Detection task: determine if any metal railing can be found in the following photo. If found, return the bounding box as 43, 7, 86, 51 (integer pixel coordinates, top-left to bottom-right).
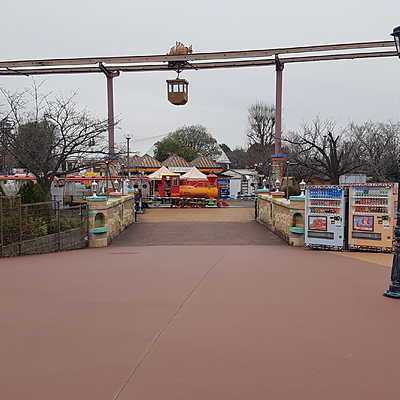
0, 196, 88, 257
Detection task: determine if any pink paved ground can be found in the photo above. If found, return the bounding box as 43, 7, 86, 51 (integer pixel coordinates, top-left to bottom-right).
1, 214, 399, 399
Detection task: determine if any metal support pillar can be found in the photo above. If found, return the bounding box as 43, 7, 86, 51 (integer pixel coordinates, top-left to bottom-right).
99, 63, 120, 158
106, 75, 115, 156
274, 57, 284, 155
271, 57, 286, 184
126, 136, 131, 176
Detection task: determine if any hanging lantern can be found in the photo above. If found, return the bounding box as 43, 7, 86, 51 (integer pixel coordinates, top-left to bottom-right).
166, 78, 189, 106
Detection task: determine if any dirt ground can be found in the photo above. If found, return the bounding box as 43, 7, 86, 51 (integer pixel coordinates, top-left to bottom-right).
0, 207, 398, 400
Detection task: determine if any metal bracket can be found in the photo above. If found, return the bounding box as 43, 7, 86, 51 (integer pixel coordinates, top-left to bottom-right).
275, 55, 284, 72
98, 62, 120, 78
167, 60, 197, 73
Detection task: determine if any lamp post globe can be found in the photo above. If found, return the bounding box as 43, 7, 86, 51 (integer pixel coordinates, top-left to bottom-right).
91, 180, 98, 196
383, 26, 400, 298
275, 178, 281, 192
391, 26, 400, 58
299, 179, 306, 197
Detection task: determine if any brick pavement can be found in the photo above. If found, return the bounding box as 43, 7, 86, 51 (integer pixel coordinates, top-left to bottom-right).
0, 207, 398, 400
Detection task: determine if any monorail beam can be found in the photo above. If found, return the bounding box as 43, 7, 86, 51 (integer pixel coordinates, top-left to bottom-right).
0, 41, 394, 69
0, 50, 396, 76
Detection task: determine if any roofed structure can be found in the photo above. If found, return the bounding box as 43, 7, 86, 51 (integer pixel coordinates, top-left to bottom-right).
148, 166, 179, 180
215, 146, 231, 169
162, 154, 190, 168
126, 154, 161, 174
180, 167, 208, 181
190, 156, 223, 174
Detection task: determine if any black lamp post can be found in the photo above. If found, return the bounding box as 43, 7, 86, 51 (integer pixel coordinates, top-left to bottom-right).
383, 26, 400, 298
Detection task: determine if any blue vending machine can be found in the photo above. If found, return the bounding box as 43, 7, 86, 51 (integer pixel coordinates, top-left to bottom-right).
305, 185, 346, 250
218, 178, 230, 199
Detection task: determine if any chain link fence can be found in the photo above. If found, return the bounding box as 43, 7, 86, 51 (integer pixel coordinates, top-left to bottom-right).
0, 196, 88, 257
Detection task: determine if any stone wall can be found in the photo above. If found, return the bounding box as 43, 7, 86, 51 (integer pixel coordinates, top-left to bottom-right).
87, 195, 135, 247
257, 192, 305, 246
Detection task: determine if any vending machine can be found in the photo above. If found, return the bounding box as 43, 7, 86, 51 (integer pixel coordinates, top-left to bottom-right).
217, 178, 230, 199
348, 183, 398, 252
305, 185, 347, 250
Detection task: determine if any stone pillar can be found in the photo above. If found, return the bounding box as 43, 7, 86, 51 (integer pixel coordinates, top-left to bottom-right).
86, 194, 135, 248
288, 195, 305, 247
87, 195, 109, 248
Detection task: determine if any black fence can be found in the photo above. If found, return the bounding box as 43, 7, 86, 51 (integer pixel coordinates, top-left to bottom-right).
0, 197, 88, 257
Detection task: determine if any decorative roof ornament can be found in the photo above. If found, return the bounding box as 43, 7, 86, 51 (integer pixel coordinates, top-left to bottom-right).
168, 41, 193, 56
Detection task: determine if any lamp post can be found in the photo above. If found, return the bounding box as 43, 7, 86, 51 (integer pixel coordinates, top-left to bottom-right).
285, 161, 297, 199
91, 180, 98, 197
383, 26, 400, 299
299, 179, 306, 197
267, 161, 272, 190
275, 178, 281, 192
126, 135, 131, 177
113, 179, 120, 192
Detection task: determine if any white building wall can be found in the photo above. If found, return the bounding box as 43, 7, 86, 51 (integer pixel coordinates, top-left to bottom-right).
229, 179, 241, 199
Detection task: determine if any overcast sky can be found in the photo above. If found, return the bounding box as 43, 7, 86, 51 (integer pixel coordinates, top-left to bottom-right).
1, 0, 400, 154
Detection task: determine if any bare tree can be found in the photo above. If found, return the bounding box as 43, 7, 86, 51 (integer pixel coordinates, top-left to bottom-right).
285, 118, 362, 184
350, 121, 400, 182
247, 102, 275, 147
246, 102, 276, 174
0, 86, 109, 197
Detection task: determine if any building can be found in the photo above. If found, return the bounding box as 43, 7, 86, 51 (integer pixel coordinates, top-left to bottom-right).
162, 154, 191, 174
125, 154, 162, 175
215, 146, 231, 170
220, 169, 259, 198
190, 156, 223, 175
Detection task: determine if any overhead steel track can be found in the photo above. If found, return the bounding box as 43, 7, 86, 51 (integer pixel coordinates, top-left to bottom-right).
0, 39, 396, 157
0, 50, 397, 76
0, 40, 395, 75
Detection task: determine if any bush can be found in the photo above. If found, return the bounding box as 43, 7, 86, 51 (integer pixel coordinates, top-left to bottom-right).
18, 182, 48, 204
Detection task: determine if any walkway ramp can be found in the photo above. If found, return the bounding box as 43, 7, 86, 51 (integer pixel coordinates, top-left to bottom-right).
113, 207, 283, 246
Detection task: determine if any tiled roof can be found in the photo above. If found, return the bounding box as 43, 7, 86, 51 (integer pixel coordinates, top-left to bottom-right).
162, 154, 190, 168
129, 154, 161, 168
129, 155, 144, 167
190, 156, 220, 169
216, 146, 231, 164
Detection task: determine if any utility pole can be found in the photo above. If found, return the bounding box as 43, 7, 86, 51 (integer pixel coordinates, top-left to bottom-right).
126, 136, 131, 177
